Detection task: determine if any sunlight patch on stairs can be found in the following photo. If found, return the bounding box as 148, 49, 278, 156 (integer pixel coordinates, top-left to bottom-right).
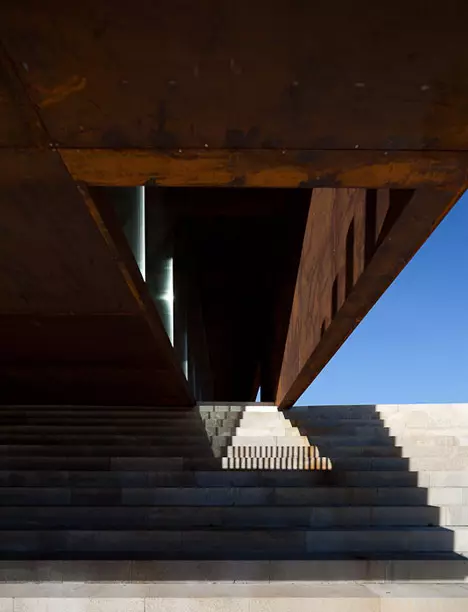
214, 405, 333, 470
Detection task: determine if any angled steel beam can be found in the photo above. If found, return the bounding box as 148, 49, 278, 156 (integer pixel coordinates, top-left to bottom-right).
276, 185, 465, 408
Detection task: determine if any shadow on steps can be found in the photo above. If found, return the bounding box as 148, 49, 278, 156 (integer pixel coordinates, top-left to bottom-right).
0, 403, 464, 583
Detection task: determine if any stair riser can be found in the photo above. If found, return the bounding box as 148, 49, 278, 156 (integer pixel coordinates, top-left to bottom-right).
287, 417, 385, 425
0, 451, 417, 470
292, 425, 392, 435
288, 406, 381, 419
0, 420, 208, 429
0, 528, 459, 556
0, 438, 412, 456
408, 457, 468, 470
0, 436, 212, 445
229, 438, 310, 447
223, 457, 412, 470
226, 446, 317, 456
394, 435, 468, 446
0, 486, 447, 506
234, 428, 298, 435
221, 457, 331, 470
0, 407, 197, 414
0, 427, 209, 435
0, 505, 449, 529
317, 446, 401, 457
0, 446, 213, 457
380, 419, 468, 431
0, 458, 220, 470
0, 448, 443, 470
0, 470, 425, 488
305, 436, 395, 446
398, 446, 468, 458
0, 558, 466, 584
5, 436, 457, 452
0, 414, 203, 421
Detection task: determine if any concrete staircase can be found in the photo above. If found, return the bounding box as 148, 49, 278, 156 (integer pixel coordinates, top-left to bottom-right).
0, 402, 467, 608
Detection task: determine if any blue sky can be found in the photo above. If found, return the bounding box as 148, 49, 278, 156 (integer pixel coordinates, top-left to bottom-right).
298, 190, 468, 406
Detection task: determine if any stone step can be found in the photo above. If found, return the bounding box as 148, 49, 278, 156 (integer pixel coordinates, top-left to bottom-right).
0, 457, 221, 470
420, 473, 468, 488
0, 417, 207, 427
1, 578, 468, 609
0, 435, 212, 446
199, 413, 240, 421
0, 447, 433, 470
0, 412, 203, 421
229, 437, 312, 448
0, 408, 199, 417
240, 410, 286, 417
226, 446, 319, 457
288, 405, 381, 419
294, 403, 468, 423
0, 445, 213, 457
221, 457, 332, 470
243, 406, 279, 413
231, 433, 310, 446
199, 405, 247, 412
200, 403, 270, 410
408, 456, 468, 471
204, 424, 238, 432
320, 445, 402, 457
228, 442, 402, 458
388, 423, 468, 432
377, 404, 468, 427
0, 425, 209, 434
391, 428, 468, 437
0, 408, 202, 421
299, 456, 408, 470
0, 485, 443, 506
393, 434, 468, 446
398, 446, 468, 458
0, 526, 460, 557
305, 434, 395, 445
204, 424, 241, 433
290, 424, 392, 435
0, 460, 433, 483
0, 504, 450, 529
212, 432, 306, 444
288, 418, 386, 427
317, 444, 468, 459
238, 416, 288, 426
377, 403, 468, 412
303, 454, 468, 472
219, 455, 414, 470
0, 557, 467, 586
233, 428, 299, 436
219, 444, 401, 458
290, 415, 384, 424
0, 470, 424, 488
0, 405, 196, 413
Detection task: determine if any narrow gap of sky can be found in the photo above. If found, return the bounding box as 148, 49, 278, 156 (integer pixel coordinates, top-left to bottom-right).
298, 191, 468, 406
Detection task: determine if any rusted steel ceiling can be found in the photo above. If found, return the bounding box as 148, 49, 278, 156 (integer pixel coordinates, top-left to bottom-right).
0, 2, 467, 405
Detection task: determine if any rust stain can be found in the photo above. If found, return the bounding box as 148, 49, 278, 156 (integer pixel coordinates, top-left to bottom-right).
38, 76, 87, 108
60, 148, 467, 189
339, 161, 449, 188
248, 167, 309, 187
62, 149, 235, 187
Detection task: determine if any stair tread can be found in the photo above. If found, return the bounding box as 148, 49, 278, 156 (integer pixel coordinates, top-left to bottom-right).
0, 526, 454, 531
